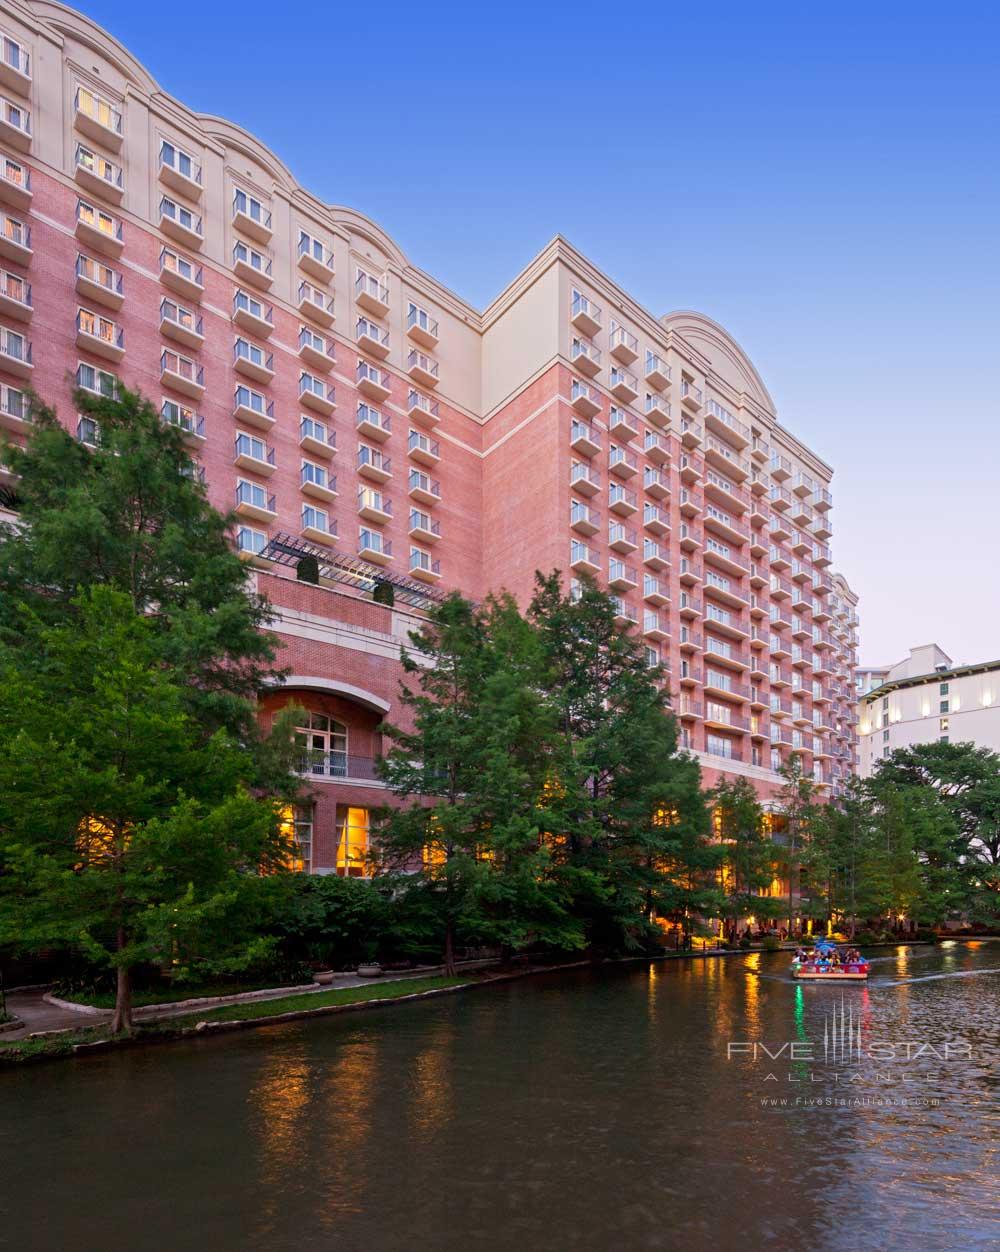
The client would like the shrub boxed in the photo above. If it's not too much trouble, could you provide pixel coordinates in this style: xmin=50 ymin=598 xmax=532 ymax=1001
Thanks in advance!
xmin=762 ymin=935 xmax=781 ymax=951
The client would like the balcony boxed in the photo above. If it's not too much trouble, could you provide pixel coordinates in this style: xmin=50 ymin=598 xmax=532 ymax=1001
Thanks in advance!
xmin=570 ymin=542 xmax=600 ymax=576
xmin=234 ymin=340 xmax=274 ymax=385
xmin=232 ymin=191 xmax=271 ymax=243
xmin=643 ymin=503 xmax=670 ymax=535
xmin=608 ymin=405 xmax=638 ymax=441
xmin=705 ymin=399 xmax=750 ymax=449
xmin=409 ymin=549 xmax=441 ymax=583
xmin=220 ymin=295 xmax=270 ymax=343
xmin=407 ymin=349 xmax=439 ymax=388
xmin=409 ymin=511 xmax=441 ymax=544
xmin=678 ymin=489 xmax=702 ymax=520
xmin=703 ymin=636 xmax=748 ymax=674
xmin=0 ymin=326 xmax=30 ymax=377
xmin=705 ymin=437 xmax=749 ymax=481
xmin=678 ymin=527 xmax=701 ymax=558
xmin=299 ymin=373 xmax=336 ymax=415
xmin=642 ymin=538 xmax=668 ymax=571
xmin=704 ymin=507 xmax=748 ymax=549
xmin=0 ymin=155 xmax=29 ymax=210
xmin=74 ymin=145 xmax=123 ymax=204
xmin=0 ymin=38 xmax=30 ymax=97
xmin=357 ymin=404 xmax=391 ymax=442
xmin=75 ymin=310 xmax=124 ymax=364
xmin=611 ymin=598 xmax=637 ymax=628
xmin=358 ymin=489 xmax=392 ymax=525
xmin=571 ymin=337 xmax=601 ymax=378
xmin=704 ymin=707 xmax=748 ymax=734
xmin=571 ymin=501 xmax=600 ymax=536
xmin=680 ymin=380 xmax=703 ymax=412
xmin=234 ymin=434 xmax=276 ymax=477
xmin=160 ymin=300 xmax=203 ymax=350
xmin=407 ymin=303 xmax=439 ymax=349
xmin=161 ymin=400 xmax=204 ymax=446
xmin=356 ymin=361 xmax=391 ymax=403
xmin=74 ymin=87 xmax=123 ymax=151
xmin=75 ymin=203 xmax=123 ymax=259
xmin=159 ymin=199 xmax=203 ymax=251
xmin=570 ymin=462 xmax=600 ymax=497
xmin=233 ymin=386 xmax=274 ymax=431
xmin=298 ymin=233 xmax=334 ymax=283
xmin=679 ymin=559 xmax=703 ymax=586
xmin=678 ymin=627 xmax=702 ymax=652
xmin=812 ymin=487 xmax=833 ymax=512
xmin=770 ymin=453 xmax=792 ymax=482
xmin=678 ymin=592 xmax=701 ymax=618
xmin=160 ymin=250 xmax=203 ymax=302
xmin=644 ymin=352 xmax=671 ymax=391
xmin=358 ymin=531 xmax=392 ymax=566
xmin=160 ymin=143 xmax=202 ymax=201
xmin=812 ymin=515 xmax=833 ymax=541
xmin=570 ymin=291 xmax=601 ymax=337
xmin=608 ymin=323 xmax=638 ymax=364
xmin=608 ymin=523 xmax=637 ymax=554
xmin=408 ymin=430 xmax=440 ymax=467
xmin=643 ymin=467 xmax=669 ymax=500
xmin=357 ymin=446 xmax=392 ymax=483
xmin=408 ymin=390 xmax=440 ymax=428
xmin=291 ymin=328 xmax=331 ymax=374
xmin=677 ymin=454 xmax=700 ymax=487
xmin=641 ymin=430 xmax=668 ymax=466
xmin=357 ymin=317 xmax=390 ymax=360
xmin=0 ymin=270 xmax=28 ymax=321
xmin=235 ymin=481 xmax=276 ymax=523
xmin=643 ymin=611 xmax=669 ymax=641
xmin=298 ymin=281 xmax=335 ymax=326
xmin=161 ymin=350 xmax=204 ymax=399
xmin=570 ymin=380 xmax=600 ymax=419
xmin=609 ymin=484 xmax=638 ymax=517
xmin=609 ymin=446 xmax=638 ymax=479
xmin=356 ymin=271 xmax=390 ymax=319
xmin=643 ymin=576 xmax=669 ymax=607
xmin=609 ymin=365 xmax=638 ymax=404
xmin=300 ymin=465 xmax=337 ymax=502
xmin=301 ymin=508 xmax=337 ymax=547
xmin=299 ymin=417 xmax=335 ymax=459
xmin=232 ymin=243 xmax=273 ymax=290
xmin=408 ymin=470 xmax=440 ymax=505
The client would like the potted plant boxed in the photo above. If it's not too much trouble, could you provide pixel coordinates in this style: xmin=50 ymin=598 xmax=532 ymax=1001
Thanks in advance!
xmin=356 ymin=940 xmax=382 ymax=978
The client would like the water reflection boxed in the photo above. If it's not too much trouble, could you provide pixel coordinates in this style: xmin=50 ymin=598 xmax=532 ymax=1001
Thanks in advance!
xmin=2 ymin=942 xmax=998 ymax=1252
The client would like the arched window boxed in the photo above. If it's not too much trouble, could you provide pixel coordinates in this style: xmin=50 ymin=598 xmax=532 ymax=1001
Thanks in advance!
xmin=295 ymin=711 xmax=347 ymax=777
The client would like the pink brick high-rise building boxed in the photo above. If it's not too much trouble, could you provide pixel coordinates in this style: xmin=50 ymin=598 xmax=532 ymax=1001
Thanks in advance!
xmin=0 ymin=0 xmax=859 ymax=873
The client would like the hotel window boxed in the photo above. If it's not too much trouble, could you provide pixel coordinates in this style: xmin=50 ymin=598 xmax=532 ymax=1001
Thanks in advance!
xmin=236 ymin=525 xmax=265 ymax=556
xmin=296 ymin=711 xmax=346 ymax=776
xmin=883 ymin=729 xmax=889 ymax=742
xmin=76 ymin=415 xmax=99 ymax=446
xmin=337 ymin=807 xmax=370 ymax=877
xmin=939 ymin=682 xmax=949 ymax=695
xmin=161 ymin=140 xmax=199 ymax=182
xmin=234 ymin=187 xmax=267 ymax=225
xmin=1 ymin=34 xmax=29 ymax=79
xmin=76 ymin=361 xmax=117 ymax=398
xmin=940 ymin=700 xmax=949 ymax=714
xmin=940 ymin=717 xmax=949 ymax=734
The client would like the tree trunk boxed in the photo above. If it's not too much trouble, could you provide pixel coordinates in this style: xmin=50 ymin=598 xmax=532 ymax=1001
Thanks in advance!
xmin=443 ymin=920 xmax=456 ymax=978
xmin=110 ymin=954 xmax=132 ymax=1035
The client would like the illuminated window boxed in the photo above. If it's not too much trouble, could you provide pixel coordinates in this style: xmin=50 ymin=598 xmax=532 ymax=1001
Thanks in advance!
xmin=337 ymin=807 xmax=369 ymax=877
xmin=295 ymin=711 xmax=347 ymax=776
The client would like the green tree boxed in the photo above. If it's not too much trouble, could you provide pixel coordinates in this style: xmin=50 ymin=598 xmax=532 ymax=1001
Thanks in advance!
xmin=711 ymin=778 xmax=781 ymax=942
xmin=377 ymin=592 xmax=583 ymax=974
xmin=0 ymin=589 xmax=293 ymax=1033
xmin=0 ymin=386 xmax=283 ymax=749
xmin=528 ymin=573 xmax=713 ymax=953
xmin=774 ymin=753 xmax=819 ymax=935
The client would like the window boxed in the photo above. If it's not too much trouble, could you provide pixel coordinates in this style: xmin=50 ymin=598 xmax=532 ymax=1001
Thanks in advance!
xmin=301 ymin=460 xmax=328 ymax=489
xmin=234 ymin=188 xmax=267 ymax=224
xmin=76 ymin=415 xmax=99 ymax=446
xmin=76 ymin=361 xmax=117 ymax=398
xmin=236 ymin=526 xmax=265 ymax=556
xmin=337 ymin=807 xmax=369 ymax=877
xmin=940 ymin=717 xmax=949 ymax=733
xmin=882 ymin=729 xmax=889 ymax=742
xmin=161 ymin=141 xmax=199 ymax=182
xmin=292 ymin=807 xmax=312 ymax=872
xmin=939 ymin=682 xmax=949 ymax=695
xmin=302 ymin=504 xmax=330 ymax=534
xmin=296 ymin=711 xmax=346 ymax=777
xmin=940 ymin=700 xmax=949 ymax=715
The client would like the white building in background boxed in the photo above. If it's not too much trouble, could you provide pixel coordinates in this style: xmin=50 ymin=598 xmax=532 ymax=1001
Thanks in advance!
xmin=857 ymin=643 xmax=1000 ymax=775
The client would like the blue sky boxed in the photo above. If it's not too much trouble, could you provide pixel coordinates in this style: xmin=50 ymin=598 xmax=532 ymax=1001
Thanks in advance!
xmin=87 ymin=0 xmax=1000 ymax=665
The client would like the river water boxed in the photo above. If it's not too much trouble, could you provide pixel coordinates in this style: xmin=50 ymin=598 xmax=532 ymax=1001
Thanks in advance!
xmin=2 ymin=942 xmax=998 ymax=1251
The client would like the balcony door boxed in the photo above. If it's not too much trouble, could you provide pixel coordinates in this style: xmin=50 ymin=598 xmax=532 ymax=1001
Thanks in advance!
xmin=296 ymin=711 xmax=347 ymax=777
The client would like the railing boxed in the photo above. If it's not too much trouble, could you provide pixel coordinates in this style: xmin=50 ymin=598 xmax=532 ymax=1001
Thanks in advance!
xmin=298 ymin=753 xmax=380 ymax=781
xmin=407 ymin=304 xmax=439 ymax=339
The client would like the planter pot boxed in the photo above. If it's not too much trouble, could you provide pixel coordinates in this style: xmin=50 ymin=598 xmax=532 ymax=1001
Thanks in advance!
xmin=356 ymin=963 xmax=383 ymax=979
xmin=312 ymin=970 xmax=335 ymax=986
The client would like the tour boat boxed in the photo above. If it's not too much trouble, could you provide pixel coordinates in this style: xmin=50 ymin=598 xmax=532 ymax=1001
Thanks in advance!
xmin=791 ymin=941 xmax=869 ymax=981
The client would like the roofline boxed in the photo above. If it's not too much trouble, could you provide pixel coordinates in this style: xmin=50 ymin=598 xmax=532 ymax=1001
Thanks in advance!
xmin=860 ymin=657 xmax=1000 ymax=702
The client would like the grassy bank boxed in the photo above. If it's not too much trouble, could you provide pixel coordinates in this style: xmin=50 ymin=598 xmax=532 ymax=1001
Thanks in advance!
xmin=62 ymin=977 xmax=308 ymax=1010
xmin=0 ymin=975 xmax=471 ymax=1064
